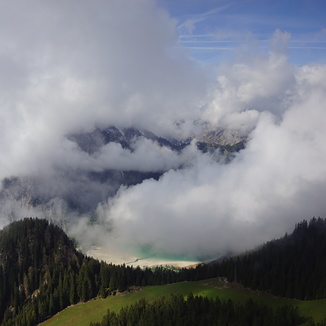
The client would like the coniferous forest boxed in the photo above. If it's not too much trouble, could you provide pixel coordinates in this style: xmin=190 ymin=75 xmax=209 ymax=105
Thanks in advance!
xmin=0 ymin=217 xmax=326 ymax=325
xmin=183 ymin=217 xmax=326 ymax=300
xmin=91 ymin=293 xmax=303 ymax=326
xmin=0 ymin=218 xmax=178 ymax=325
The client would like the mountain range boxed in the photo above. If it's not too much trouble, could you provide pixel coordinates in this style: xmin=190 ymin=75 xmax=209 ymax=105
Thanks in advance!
xmin=0 ymin=125 xmax=247 ymax=221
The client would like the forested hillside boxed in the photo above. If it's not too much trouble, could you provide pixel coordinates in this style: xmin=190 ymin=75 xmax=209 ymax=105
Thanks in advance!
xmin=90 ymin=293 xmax=303 ymax=326
xmin=185 ymin=217 xmax=326 ymax=300
xmin=0 ymin=218 xmax=178 ymax=325
xmin=1 ymin=217 xmax=326 ymax=325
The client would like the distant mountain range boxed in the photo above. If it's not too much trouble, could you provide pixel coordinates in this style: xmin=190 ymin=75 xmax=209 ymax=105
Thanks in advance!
xmin=0 ymin=125 xmax=247 ymax=221
xmin=68 ymin=125 xmax=247 ymax=155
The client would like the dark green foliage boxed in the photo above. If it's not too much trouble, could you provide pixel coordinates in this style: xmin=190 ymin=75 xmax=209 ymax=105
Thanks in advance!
xmin=1 ymin=217 xmax=325 ymax=325
xmin=305 ymin=318 xmax=326 ymax=326
xmin=90 ymin=293 xmax=304 ymax=326
xmin=0 ymin=218 xmax=82 ymax=325
xmin=179 ymin=217 xmax=326 ymax=300
xmin=221 ymin=217 xmax=326 ymax=299
xmin=0 ymin=218 xmax=179 ymax=325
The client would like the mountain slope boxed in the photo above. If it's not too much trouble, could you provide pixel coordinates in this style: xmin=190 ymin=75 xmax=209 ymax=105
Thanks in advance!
xmin=187 ymin=217 xmax=326 ymax=300
xmin=0 ymin=218 xmax=179 ymax=326
xmin=0 ymin=218 xmax=83 ymax=325
xmin=1 ymin=217 xmax=325 ymax=325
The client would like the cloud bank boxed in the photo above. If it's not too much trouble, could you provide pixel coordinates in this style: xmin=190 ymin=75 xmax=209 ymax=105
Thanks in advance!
xmin=0 ymin=0 xmax=207 ymax=182
xmin=0 ymin=0 xmax=326 ymax=260
xmin=94 ymin=41 xmax=326 ymax=258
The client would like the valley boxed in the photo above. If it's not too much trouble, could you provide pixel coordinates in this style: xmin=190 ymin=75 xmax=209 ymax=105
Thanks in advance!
xmin=1 ymin=1 xmax=326 ymax=325
xmin=86 ymin=246 xmax=201 ymax=269
xmin=1 ymin=217 xmax=326 ymax=326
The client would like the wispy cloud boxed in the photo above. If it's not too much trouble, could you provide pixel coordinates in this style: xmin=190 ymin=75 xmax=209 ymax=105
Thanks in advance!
xmin=173 ymin=0 xmax=326 ymax=66
xmin=178 ymin=46 xmax=233 ymax=51
xmin=177 ymin=32 xmax=326 ymax=66
xmin=177 ymin=4 xmax=232 ymax=35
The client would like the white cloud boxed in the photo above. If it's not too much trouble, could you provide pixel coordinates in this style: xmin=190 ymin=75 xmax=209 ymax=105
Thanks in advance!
xmin=202 ymin=31 xmax=296 ymax=129
xmin=0 ymin=0 xmax=325 ymax=262
xmin=177 ymin=5 xmax=232 ymax=36
xmin=54 ymin=137 xmax=199 ymax=173
xmin=98 ymin=38 xmax=326 ymax=258
xmin=0 ymin=0 xmax=207 ymax=182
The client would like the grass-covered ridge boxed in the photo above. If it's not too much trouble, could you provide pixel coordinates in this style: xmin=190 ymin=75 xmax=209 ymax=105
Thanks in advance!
xmin=42 ymin=279 xmax=326 ymax=326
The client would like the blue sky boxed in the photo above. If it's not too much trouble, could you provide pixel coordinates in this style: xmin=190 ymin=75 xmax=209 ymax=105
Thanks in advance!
xmin=158 ymin=0 xmax=326 ymax=66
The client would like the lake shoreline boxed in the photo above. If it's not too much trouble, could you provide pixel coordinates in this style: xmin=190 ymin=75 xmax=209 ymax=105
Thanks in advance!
xmin=86 ymin=246 xmax=201 ymax=268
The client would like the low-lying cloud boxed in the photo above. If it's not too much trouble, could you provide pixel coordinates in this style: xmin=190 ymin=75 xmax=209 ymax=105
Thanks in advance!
xmin=0 ymin=0 xmax=325 ymax=260
xmin=94 ymin=53 xmax=326 ymax=258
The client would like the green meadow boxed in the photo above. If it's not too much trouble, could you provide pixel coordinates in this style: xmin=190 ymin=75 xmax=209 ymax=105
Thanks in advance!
xmin=41 ymin=278 xmax=326 ymax=326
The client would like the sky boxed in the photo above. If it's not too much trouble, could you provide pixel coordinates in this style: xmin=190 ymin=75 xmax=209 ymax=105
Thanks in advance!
xmin=0 ymin=0 xmax=326 ymax=259
xmin=160 ymin=0 xmax=326 ymax=66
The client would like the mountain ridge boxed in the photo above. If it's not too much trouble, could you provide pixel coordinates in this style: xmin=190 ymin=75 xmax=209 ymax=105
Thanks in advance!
xmin=0 ymin=125 xmax=247 ymax=222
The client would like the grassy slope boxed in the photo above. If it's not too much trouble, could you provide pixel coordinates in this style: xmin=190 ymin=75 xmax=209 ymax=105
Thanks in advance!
xmin=41 ymin=278 xmax=326 ymax=326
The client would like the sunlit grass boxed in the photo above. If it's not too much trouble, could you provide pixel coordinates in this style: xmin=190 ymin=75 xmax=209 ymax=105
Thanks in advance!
xmin=41 ymin=278 xmax=326 ymax=326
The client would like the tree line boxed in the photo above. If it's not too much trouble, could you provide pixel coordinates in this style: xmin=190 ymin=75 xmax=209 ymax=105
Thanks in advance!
xmin=90 ymin=293 xmax=304 ymax=326
xmin=180 ymin=217 xmax=326 ymax=300
xmin=1 ymin=216 xmax=326 ymax=325
xmin=0 ymin=218 xmax=179 ymax=325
